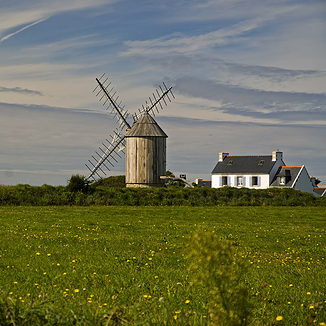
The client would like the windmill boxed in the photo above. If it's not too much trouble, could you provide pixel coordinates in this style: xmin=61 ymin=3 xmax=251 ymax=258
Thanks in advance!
xmin=85 ymin=74 xmax=174 ymax=187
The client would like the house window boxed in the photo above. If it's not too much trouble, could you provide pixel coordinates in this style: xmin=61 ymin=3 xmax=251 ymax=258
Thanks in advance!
xmin=222 ymin=176 xmax=228 ymax=186
xmin=280 ymin=176 xmax=285 ymax=185
xmin=237 ymin=176 xmax=243 ymax=186
xmin=252 ymin=176 xmax=258 ymax=186
xmin=227 ymin=160 xmax=233 ymax=165
xmin=258 ymin=160 xmax=265 ymax=165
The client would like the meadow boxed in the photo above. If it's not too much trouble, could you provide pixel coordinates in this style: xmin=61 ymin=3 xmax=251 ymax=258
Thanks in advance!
xmin=0 ymin=206 xmax=326 ymax=325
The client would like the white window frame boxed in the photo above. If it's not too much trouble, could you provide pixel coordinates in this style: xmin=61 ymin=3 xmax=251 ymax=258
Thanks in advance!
xmin=237 ymin=176 xmax=243 ymax=186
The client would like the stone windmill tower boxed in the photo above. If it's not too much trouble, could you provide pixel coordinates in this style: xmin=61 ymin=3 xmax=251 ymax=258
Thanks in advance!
xmin=85 ymin=74 xmax=174 ymax=187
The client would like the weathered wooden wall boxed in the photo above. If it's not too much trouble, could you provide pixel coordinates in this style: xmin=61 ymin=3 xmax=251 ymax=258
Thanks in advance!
xmin=126 ymin=136 xmax=166 ymax=187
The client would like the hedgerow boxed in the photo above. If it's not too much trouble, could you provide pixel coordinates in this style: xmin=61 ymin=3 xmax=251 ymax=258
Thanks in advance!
xmin=0 ymin=184 xmax=325 ymax=206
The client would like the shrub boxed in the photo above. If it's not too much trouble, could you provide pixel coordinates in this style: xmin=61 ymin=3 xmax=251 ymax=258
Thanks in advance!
xmin=91 ymin=175 xmax=125 ymax=188
xmin=66 ymin=174 xmax=91 ymax=193
xmin=1 ymin=183 xmax=326 ymax=206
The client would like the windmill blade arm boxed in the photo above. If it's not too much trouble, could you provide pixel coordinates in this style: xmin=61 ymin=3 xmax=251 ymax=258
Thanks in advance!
xmin=85 ymin=164 xmax=99 ymax=180
xmin=146 ymin=86 xmax=173 ymax=114
xmin=87 ymin=135 xmax=126 ymax=179
xmin=132 ymin=84 xmax=174 ymax=122
xmin=163 ymin=81 xmax=175 ymax=99
xmin=96 ymin=78 xmax=131 ymax=129
xmin=87 ymin=161 xmax=102 ymax=178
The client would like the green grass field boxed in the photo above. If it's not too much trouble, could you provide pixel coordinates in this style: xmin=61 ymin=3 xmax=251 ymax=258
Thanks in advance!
xmin=1 ymin=206 xmax=326 ymax=325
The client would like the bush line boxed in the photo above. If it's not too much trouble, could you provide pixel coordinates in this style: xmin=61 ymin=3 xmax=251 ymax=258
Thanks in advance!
xmin=0 ymin=184 xmax=325 ymax=206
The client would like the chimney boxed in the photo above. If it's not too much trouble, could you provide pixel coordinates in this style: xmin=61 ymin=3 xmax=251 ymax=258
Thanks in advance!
xmin=272 ymin=149 xmax=283 ymax=162
xmin=219 ymin=152 xmax=229 ymax=162
xmin=310 ymin=177 xmax=317 ymax=188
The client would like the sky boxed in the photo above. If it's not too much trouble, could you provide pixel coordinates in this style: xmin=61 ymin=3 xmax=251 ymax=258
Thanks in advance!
xmin=0 ymin=0 xmax=325 ymax=186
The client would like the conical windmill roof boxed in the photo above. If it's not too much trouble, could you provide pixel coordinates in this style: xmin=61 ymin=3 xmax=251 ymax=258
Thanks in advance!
xmin=125 ymin=113 xmax=167 ymax=137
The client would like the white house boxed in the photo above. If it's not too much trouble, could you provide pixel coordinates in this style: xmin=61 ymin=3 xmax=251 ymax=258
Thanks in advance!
xmin=211 ymin=150 xmax=284 ymax=189
xmin=211 ymin=150 xmax=317 ymax=195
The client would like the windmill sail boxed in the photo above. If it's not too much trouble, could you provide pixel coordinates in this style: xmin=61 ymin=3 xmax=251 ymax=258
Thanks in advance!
xmin=85 ymin=74 xmax=174 ymax=180
xmin=132 ymin=82 xmax=175 ymax=122
xmin=94 ymin=74 xmax=131 ymax=130
xmin=85 ymin=129 xmax=126 ymax=179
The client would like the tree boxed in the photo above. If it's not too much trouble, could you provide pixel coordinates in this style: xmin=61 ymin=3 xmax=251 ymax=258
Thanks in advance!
xmin=66 ymin=174 xmax=91 ymax=193
xmin=315 ymin=178 xmax=321 ymax=186
xmin=165 ymin=170 xmax=176 ymax=186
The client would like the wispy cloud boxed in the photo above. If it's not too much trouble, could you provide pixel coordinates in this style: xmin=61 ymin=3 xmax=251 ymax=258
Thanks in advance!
xmin=215 ymin=107 xmax=326 ymax=122
xmin=176 ymin=77 xmax=326 ymax=105
xmin=222 ymin=62 xmax=326 ymax=82
xmin=0 ymin=168 xmax=79 ymax=176
xmin=175 ymin=77 xmax=326 ymax=122
xmin=122 ymin=18 xmax=266 ymax=56
xmin=0 ymin=18 xmax=47 ymax=44
xmin=0 ymin=0 xmax=118 ymax=42
xmin=155 ymin=0 xmax=304 ymax=24
xmin=121 ymin=1 xmax=310 ymax=57
xmin=133 ymin=55 xmax=325 ymax=83
xmin=0 ymin=86 xmax=43 ymax=95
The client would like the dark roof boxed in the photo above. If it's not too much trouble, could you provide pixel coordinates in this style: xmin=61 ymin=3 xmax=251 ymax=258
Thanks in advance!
xmin=197 ymin=180 xmax=211 ymax=188
xmin=125 ymin=113 xmax=167 ymax=137
xmin=270 ymin=166 xmax=302 ymax=187
xmin=211 ymin=155 xmax=276 ymax=174
xmin=314 ymin=188 xmax=326 ymax=196
xmin=314 ymin=185 xmax=326 ymax=196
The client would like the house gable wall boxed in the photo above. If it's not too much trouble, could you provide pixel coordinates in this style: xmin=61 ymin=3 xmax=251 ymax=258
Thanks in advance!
xmin=292 ymin=166 xmax=314 ymax=194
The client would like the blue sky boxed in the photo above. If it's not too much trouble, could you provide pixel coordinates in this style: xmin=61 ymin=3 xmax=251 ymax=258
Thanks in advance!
xmin=1 ymin=0 xmax=325 ymax=186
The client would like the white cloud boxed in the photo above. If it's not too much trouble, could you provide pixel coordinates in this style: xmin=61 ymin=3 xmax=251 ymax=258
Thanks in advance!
xmin=0 ymin=0 xmax=119 ymax=42
xmin=122 ymin=18 xmax=266 ymax=57
xmin=0 ymin=86 xmax=43 ymax=95
xmin=175 ymin=76 xmax=326 ymax=115
xmin=121 ymin=1 xmax=325 ymax=71
xmin=0 ymin=18 xmax=47 ymax=44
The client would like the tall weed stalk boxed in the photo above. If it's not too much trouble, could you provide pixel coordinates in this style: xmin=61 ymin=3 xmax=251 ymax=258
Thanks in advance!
xmin=188 ymin=230 xmax=252 ymax=325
